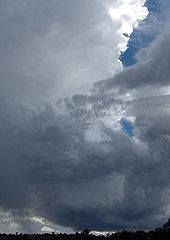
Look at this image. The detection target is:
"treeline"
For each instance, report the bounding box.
[0,219,170,240]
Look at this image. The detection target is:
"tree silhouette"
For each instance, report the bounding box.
[0,219,170,240]
[81,228,91,236]
[163,218,170,230]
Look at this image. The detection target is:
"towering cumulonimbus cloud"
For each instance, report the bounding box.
[0,0,148,106]
[1,0,170,234]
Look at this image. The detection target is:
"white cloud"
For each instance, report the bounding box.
[41,226,55,233]
[108,0,148,52]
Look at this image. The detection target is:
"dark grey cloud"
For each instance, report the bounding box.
[0,103,150,230]
[1,94,170,231]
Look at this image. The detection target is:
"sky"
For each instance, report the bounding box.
[0,0,170,234]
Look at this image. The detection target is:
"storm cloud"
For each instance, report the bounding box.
[0,0,170,234]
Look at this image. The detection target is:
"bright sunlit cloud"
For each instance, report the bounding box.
[41,226,55,233]
[108,0,148,34]
[108,0,148,52]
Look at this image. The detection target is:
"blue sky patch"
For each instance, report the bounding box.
[120,118,134,137]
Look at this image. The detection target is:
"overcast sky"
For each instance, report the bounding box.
[0,0,170,234]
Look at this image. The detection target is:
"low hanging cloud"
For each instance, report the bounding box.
[0,103,153,231]
[1,0,170,234]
